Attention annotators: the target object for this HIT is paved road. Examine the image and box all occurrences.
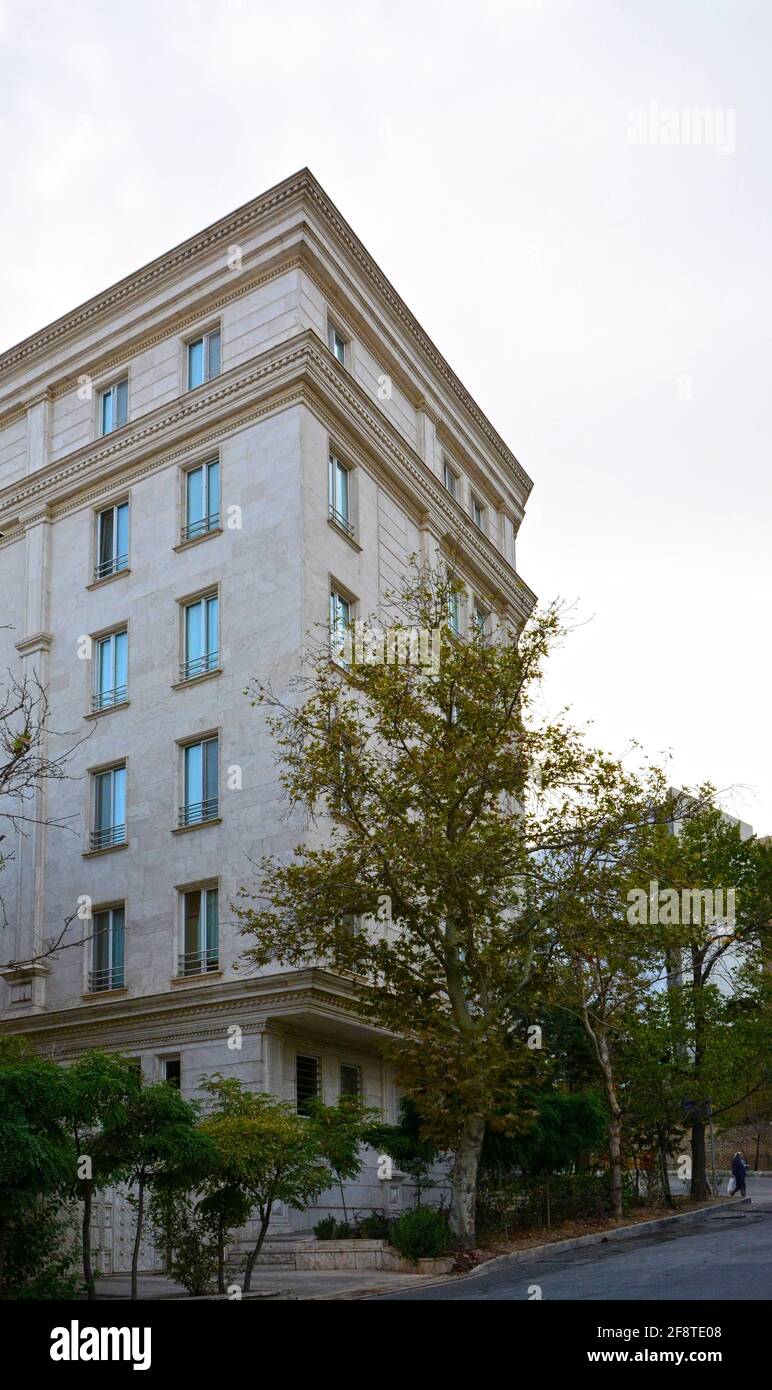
[372,1176,772,1301]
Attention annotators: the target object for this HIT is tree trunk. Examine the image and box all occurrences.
[82,1183,96,1299]
[608,1114,623,1219]
[130,1177,145,1301]
[242,1201,272,1293]
[338,1177,348,1226]
[690,1118,710,1199]
[657,1128,673,1208]
[449,1115,485,1247]
[217,1213,225,1295]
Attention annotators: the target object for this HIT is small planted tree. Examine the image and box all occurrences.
[306,1094,378,1227]
[63,1050,142,1299]
[366,1097,440,1208]
[0,1037,75,1296]
[198,1078,331,1292]
[95,1083,210,1299]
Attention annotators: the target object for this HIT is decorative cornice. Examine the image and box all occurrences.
[0,169,533,501]
[15,631,53,657]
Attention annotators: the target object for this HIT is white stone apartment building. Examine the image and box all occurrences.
[0,170,534,1264]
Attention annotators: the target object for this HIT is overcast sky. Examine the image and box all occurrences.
[1,0,769,832]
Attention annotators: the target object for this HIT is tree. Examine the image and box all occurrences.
[0,1036,75,1295]
[365,1097,441,1207]
[0,667,89,952]
[198,1079,331,1292]
[63,1050,142,1299]
[642,804,772,1197]
[95,1083,210,1299]
[236,562,609,1246]
[306,1095,378,1226]
[482,1089,607,1227]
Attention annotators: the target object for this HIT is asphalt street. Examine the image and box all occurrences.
[371,1175,772,1300]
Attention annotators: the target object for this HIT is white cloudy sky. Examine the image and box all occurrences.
[1,0,769,831]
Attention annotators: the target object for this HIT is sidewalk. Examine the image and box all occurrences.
[93,1269,440,1300]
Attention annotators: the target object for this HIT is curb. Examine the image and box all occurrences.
[459,1196,752,1280]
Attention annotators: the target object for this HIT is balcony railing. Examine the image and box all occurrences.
[94,552,129,581]
[88,965,125,992]
[328,504,354,537]
[178,948,219,977]
[181,512,220,543]
[92,684,128,711]
[178,797,218,828]
[90,823,126,851]
[180,651,219,682]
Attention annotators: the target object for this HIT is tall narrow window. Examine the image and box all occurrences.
[327,324,346,365]
[94,629,128,710]
[95,502,129,580]
[340,1063,362,1099]
[328,454,352,534]
[90,906,125,992]
[99,378,128,436]
[182,595,219,681]
[443,462,458,499]
[296,1054,321,1115]
[162,1057,181,1088]
[330,590,352,664]
[180,736,219,826]
[471,496,485,530]
[179,886,219,976]
[448,581,461,637]
[91,765,127,850]
[187,328,221,390]
[473,604,489,639]
[183,459,220,541]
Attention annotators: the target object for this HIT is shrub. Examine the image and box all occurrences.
[313,1216,338,1240]
[355,1210,393,1240]
[390,1206,451,1260]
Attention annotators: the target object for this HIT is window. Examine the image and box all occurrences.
[471,496,485,530]
[99,378,128,436]
[443,462,458,499]
[473,604,489,639]
[327,324,346,365]
[93,629,128,710]
[90,906,125,992]
[162,1057,181,1089]
[328,453,353,535]
[187,328,221,390]
[182,594,219,681]
[340,1063,362,1099]
[179,886,219,976]
[183,459,220,542]
[180,736,219,826]
[91,765,127,850]
[329,589,352,664]
[95,502,129,580]
[447,582,461,637]
[296,1054,321,1115]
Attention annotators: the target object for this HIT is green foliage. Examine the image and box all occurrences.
[390,1205,452,1260]
[313,1216,338,1239]
[1,1198,82,1300]
[482,1090,607,1179]
[355,1209,393,1240]
[148,1191,219,1296]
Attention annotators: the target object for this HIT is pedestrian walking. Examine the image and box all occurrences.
[730,1150,749,1198]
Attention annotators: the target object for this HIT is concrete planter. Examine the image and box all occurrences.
[266,1239,453,1275]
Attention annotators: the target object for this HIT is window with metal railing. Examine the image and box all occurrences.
[179,736,218,827]
[91,765,127,850]
[93,629,128,710]
[181,594,218,681]
[94,502,129,580]
[182,459,220,542]
[328,453,354,535]
[179,886,219,975]
[89,906,125,992]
